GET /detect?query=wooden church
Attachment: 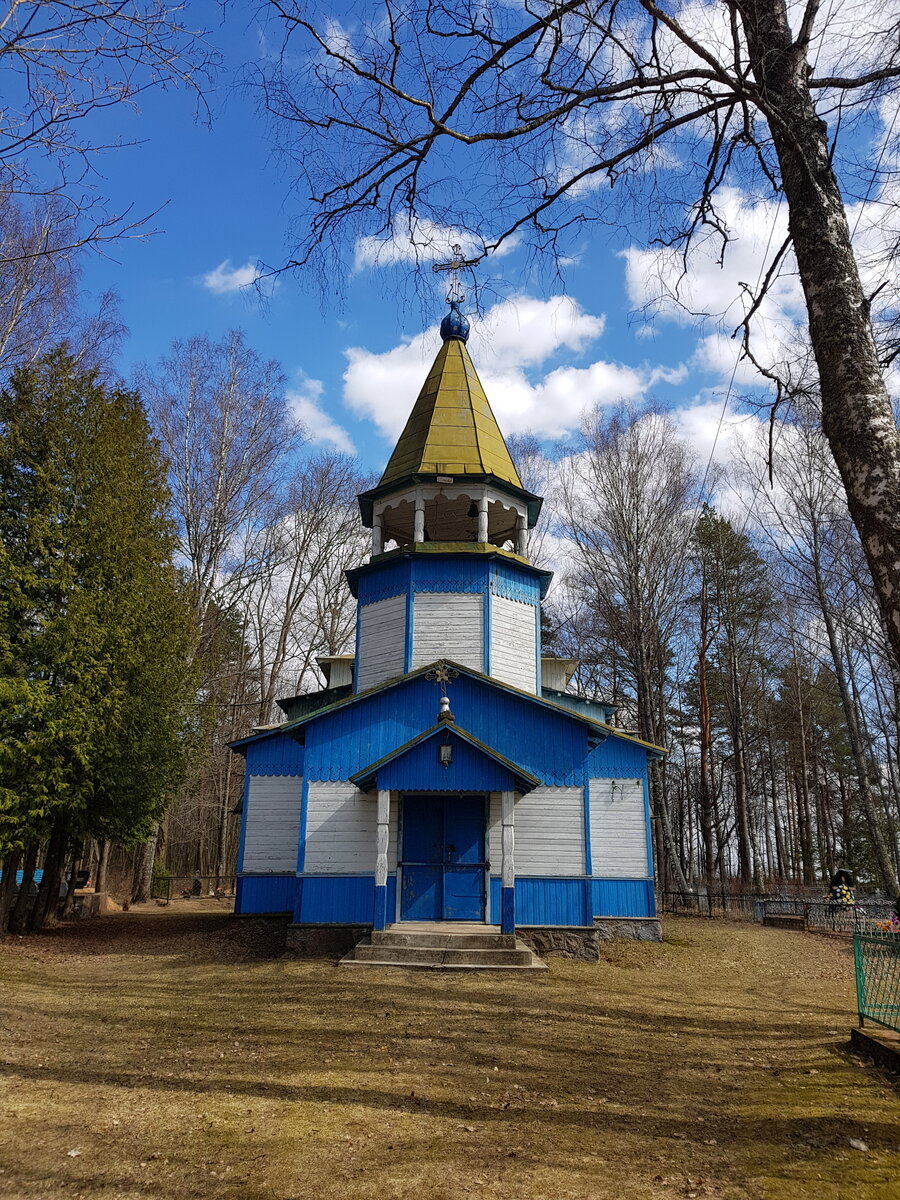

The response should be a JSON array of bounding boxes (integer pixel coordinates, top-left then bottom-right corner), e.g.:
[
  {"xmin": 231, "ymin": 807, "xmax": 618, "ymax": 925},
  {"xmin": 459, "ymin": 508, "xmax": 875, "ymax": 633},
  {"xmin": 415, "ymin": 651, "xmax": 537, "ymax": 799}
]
[{"xmin": 231, "ymin": 298, "xmax": 663, "ymax": 965}]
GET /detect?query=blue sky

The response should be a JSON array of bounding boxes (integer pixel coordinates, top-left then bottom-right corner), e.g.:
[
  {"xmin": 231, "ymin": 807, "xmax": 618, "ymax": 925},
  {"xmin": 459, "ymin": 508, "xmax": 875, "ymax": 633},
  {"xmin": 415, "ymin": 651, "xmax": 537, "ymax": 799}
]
[{"xmin": 75, "ymin": 1, "xmax": 879, "ymax": 479}]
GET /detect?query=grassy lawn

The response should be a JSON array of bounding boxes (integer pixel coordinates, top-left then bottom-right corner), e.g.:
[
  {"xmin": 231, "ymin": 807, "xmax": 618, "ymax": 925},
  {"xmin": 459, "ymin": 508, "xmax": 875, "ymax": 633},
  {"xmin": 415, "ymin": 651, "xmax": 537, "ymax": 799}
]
[{"xmin": 1, "ymin": 910, "xmax": 898, "ymax": 1200}]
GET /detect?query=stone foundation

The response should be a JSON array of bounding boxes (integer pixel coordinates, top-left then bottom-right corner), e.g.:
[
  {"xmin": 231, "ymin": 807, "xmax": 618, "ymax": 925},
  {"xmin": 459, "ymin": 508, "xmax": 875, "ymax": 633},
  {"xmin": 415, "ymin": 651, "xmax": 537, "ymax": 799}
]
[
  {"xmin": 517, "ymin": 926, "xmax": 599, "ymax": 961},
  {"xmin": 285, "ymin": 922, "xmax": 372, "ymax": 959},
  {"xmin": 595, "ymin": 917, "xmax": 663, "ymax": 942},
  {"xmin": 518, "ymin": 918, "xmax": 662, "ymax": 960}
]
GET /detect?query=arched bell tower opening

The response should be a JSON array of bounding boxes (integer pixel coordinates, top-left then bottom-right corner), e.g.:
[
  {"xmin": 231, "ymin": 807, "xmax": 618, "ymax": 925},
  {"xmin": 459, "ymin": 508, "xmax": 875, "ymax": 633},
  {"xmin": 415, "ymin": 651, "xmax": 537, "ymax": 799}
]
[{"xmin": 376, "ymin": 488, "xmax": 526, "ymax": 554}]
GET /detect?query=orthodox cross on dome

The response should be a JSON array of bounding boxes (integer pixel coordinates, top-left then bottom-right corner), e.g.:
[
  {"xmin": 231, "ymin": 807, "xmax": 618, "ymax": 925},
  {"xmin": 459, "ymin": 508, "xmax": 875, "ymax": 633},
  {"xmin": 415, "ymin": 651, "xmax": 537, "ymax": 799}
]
[
  {"xmin": 432, "ymin": 243, "xmax": 475, "ymax": 344},
  {"xmin": 425, "ymin": 660, "xmax": 459, "ymax": 724},
  {"xmin": 432, "ymin": 242, "xmax": 473, "ymax": 304}
]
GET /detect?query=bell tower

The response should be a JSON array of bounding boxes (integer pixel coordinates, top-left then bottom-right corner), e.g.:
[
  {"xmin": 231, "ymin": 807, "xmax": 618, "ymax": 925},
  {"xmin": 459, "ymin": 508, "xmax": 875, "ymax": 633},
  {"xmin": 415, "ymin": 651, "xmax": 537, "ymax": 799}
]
[{"xmin": 347, "ymin": 298, "xmax": 551, "ymax": 694}]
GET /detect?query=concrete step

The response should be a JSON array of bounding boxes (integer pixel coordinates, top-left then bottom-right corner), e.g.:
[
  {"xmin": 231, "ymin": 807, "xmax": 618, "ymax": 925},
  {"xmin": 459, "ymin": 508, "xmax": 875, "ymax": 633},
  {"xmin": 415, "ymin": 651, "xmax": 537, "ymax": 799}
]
[
  {"xmin": 353, "ymin": 942, "xmax": 535, "ymax": 966},
  {"xmin": 372, "ymin": 929, "xmax": 516, "ymax": 950},
  {"xmin": 340, "ymin": 958, "xmax": 547, "ymax": 972},
  {"xmin": 340, "ymin": 935, "xmax": 546, "ymax": 971}
]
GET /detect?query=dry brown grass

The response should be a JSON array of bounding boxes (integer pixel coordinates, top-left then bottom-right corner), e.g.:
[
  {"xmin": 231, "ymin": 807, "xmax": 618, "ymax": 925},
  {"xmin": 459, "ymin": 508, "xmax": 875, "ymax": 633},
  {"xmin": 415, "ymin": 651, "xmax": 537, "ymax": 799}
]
[{"xmin": 1, "ymin": 910, "xmax": 898, "ymax": 1200}]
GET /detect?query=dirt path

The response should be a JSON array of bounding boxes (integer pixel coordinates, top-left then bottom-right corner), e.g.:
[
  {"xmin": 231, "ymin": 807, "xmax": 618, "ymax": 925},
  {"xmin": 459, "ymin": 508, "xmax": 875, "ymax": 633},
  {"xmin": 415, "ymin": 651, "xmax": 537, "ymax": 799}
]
[{"xmin": 1, "ymin": 913, "xmax": 898, "ymax": 1200}]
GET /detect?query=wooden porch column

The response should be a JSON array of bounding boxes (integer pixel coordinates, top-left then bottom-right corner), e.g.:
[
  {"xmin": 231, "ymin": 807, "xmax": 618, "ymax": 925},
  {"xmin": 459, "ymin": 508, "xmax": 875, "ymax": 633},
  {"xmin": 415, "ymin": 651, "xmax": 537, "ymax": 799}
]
[
  {"xmin": 501, "ymin": 790, "xmax": 515, "ymax": 935},
  {"xmin": 477, "ymin": 496, "xmax": 489, "ymax": 543},
  {"xmin": 414, "ymin": 497, "xmax": 425, "ymax": 543},
  {"xmin": 371, "ymin": 513, "xmax": 383, "ymax": 556},
  {"xmin": 516, "ymin": 513, "xmax": 527, "ymax": 556},
  {"xmin": 374, "ymin": 789, "xmax": 390, "ymax": 930}
]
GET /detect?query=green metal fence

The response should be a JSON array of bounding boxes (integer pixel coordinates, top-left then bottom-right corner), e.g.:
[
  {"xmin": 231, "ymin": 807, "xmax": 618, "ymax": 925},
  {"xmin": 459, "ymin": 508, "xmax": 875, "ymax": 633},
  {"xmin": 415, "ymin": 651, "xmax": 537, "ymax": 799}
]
[{"xmin": 853, "ymin": 931, "xmax": 900, "ymax": 1032}]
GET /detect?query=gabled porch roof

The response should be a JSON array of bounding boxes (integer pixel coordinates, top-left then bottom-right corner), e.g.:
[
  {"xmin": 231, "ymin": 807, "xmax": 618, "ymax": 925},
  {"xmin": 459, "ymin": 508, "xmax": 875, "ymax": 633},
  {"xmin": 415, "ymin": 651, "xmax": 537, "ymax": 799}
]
[{"xmin": 349, "ymin": 723, "xmax": 541, "ymax": 795}]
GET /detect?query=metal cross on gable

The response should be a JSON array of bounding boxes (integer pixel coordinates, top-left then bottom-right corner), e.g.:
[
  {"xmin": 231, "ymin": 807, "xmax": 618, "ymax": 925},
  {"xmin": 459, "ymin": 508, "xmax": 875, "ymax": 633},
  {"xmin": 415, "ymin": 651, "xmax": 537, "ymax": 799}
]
[
  {"xmin": 424, "ymin": 660, "xmax": 459, "ymax": 723},
  {"xmin": 424, "ymin": 660, "xmax": 460, "ymax": 687},
  {"xmin": 432, "ymin": 242, "xmax": 475, "ymax": 305}
]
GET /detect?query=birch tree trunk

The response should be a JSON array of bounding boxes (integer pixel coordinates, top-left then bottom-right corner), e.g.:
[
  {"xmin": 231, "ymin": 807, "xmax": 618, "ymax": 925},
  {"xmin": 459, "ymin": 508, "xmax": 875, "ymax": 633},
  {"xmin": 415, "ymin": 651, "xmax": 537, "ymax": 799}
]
[{"xmin": 737, "ymin": 0, "xmax": 900, "ymax": 672}]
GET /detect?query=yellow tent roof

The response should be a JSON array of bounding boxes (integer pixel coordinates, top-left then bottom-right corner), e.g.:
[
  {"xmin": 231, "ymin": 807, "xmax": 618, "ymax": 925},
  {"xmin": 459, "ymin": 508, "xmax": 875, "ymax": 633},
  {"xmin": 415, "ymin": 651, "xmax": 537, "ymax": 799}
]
[{"xmin": 379, "ymin": 337, "xmax": 524, "ymax": 488}]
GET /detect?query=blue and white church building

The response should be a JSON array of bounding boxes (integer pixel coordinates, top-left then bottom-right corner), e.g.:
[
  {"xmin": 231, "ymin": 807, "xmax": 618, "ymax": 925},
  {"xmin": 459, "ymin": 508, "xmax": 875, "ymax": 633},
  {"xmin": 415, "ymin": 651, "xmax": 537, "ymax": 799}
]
[{"xmin": 231, "ymin": 301, "xmax": 663, "ymax": 960}]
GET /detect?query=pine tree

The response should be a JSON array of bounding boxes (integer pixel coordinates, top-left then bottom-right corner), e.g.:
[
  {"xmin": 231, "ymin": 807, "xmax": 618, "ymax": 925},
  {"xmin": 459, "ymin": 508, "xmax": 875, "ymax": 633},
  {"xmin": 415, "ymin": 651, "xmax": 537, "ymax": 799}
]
[
  {"xmin": 694, "ymin": 510, "xmax": 773, "ymax": 887},
  {"xmin": 0, "ymin": 347, "xmax": 197, "ymax": 931}
]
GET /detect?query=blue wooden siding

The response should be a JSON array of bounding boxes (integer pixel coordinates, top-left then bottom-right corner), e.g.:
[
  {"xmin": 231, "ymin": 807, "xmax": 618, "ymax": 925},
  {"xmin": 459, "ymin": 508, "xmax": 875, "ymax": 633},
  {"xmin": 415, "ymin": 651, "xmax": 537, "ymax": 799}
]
[
  {"xmin": 236, "ymin": 872, "xmax": 653, "ymax": 922},
  {"xmin": 244, "ymin": 734, "xmax": 305, "ymax": 777},
  {"xmin": 355, "ymin": 555, "xmax": 545, "ymax": 606},
  {"xmin": 585, "ymin": 735, "xmax": 648, "ymax": 779},
  {"xmin": 304, "ymin": 672, "xmax": 590, "ymax": 785},
  {"xmin": 235, "ymin": 874, "xmax": 298, "ymax": 914},
  {"xmin": 356, "ymin": 559, "xmax": 410, "ymax": 604},
  {"xmin": 515, "ymin": 877, "xmax": 586, "ymax": 925},
  {"xmin": 296, "ymin": 875, "xmax": 396, "ymax": 923},
  {"xmin": 592, "ymin": 878, "xmax": 656, "ymax": 917},
  {"xmin": 412, "ymin": 558, "xmax": 488, "ymax": 594},
  {"xmin": 489, "ymin": 876, "xmax": 501, "ymax": 923},
  {"xmin": 377, "ymin": 733, "xmax": 517, "ymax": 792},
  {"xmin": 236, "ymin": 773, "xmax": 250, "ymax": 874},
  {"xmin": 488, "ymin": 876, "xmax": 656, "ymax": 924},
  {"xmin": 489, "ymin": 560, "xmax": 542, "ymax": 604}
]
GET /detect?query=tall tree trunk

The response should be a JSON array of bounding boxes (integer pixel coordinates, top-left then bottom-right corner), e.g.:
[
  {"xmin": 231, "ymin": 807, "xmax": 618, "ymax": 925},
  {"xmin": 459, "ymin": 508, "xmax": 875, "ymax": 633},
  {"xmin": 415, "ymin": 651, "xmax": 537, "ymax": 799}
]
[
  {"xmin": 811, "ymin": 558, "xmax": 898, "ymax": 891},
  {"xmin": 634, "ymin": 638, "xmax": 691, "ymax": 894},
  {"xmin": 29, "ymin": 822, "xmax": 67, "ymax": 932},
  {"xmin": 697, "ymin": 582, "xmax": 717, "ymax": 890},
  {"xmin": 770, "ymin": 744, "xmax": 786, "ymax": 880},
  {"xmin": 132, "ymin": 825, "xmax": 160, "ymax": 905},
  {"xmin": 838, "ymin": 771, "xmax": 852, "ymax": 866},
  {"xmin": 0, "ymin": 850, "xmax": 21, "ymax": 934},
  {"xmin": 738, "ymin": 0, "xmax": 900, "ymax": 670},
  {"xmin": 216, "ymin": 761, "xmax": 235, "ymax": 887},
  {"xmin": 791, "ymin": 648, "xmax": 816, "ymax": 886},
  {"xmin": 61, "ymin": 851, "xmax": 80, "ymax": 919},
  {"xmin": 95, "ymin": 840, "xmax": 111, "ymax": 896},
  {"xmin": 8, "ymin": 841, "xmax": 38, "ymax": 934},
  {"xmin": 727, "ymin": 636, "xmax": 753, "ymax": 885}
]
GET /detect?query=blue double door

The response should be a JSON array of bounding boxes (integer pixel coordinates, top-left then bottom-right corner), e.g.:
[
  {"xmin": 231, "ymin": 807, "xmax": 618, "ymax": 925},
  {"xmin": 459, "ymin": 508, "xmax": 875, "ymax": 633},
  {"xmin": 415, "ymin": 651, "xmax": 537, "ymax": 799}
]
[{"xmin": 400, "ymin": 795, "xmax": 487, "ymax": 921}]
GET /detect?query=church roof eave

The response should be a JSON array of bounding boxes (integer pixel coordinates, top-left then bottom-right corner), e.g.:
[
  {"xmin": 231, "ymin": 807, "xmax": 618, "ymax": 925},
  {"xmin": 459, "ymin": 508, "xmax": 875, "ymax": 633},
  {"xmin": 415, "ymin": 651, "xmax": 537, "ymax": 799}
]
[{"xmin": 228, "ymin": 658, "xmax": 667, "ymax": 757}]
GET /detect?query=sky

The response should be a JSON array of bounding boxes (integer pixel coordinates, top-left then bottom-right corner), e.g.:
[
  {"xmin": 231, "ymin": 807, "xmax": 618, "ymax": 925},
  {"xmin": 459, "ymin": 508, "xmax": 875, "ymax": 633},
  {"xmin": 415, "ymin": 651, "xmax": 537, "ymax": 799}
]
[{"xmin": 71, "ymin": 1, "xmax": 889, "ymax": 485}]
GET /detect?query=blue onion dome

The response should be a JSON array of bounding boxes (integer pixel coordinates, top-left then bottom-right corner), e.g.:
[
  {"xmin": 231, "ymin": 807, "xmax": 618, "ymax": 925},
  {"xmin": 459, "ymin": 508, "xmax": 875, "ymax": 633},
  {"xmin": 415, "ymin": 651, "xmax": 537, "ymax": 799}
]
[{"xmin": 440, "ymin": 299, "xmax": 470, "ymax": 343}]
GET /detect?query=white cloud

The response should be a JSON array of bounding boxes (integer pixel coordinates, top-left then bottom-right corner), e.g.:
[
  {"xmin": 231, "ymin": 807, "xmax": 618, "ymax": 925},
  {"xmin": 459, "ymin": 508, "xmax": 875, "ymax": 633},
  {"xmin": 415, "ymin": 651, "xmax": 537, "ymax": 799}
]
[
  {"xmin": 623, "ymin": 186, "xmax": 813, "ymax": 391},
  {"xmin": 670, "ymin": 396, "xmax": 760, "ymax": 473},
  {"xmin": 201, "ymin": 258, "xmax": 264, "ymax": 296},
  {"xmin": 353, "ymin": 217, "xmax": 519, "ymax": 272},
  {"xmin": 343, "ymin": 293, "xmax": 686, "ymax": 441},
  {"xmin": 624, "ymin": 188, "xmax": 803, "ymax": 326},
  {"xmin": 289, "ymin": 374, "xmax": 355, "ymax": 454}
]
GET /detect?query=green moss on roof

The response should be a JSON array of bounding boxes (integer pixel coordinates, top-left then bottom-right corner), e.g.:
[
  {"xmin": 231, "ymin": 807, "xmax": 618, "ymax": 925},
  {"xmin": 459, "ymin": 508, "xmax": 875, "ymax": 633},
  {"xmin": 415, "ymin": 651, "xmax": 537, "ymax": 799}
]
[{"xmin": 379, "ymin": 338, "xmax": 523, "ymax": 488}]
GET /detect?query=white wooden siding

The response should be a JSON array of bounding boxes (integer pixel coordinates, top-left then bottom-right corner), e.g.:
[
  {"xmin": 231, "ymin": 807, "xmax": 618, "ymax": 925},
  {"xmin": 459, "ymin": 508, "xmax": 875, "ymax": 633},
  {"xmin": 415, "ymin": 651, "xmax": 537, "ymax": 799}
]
[
  {"xmin": 490, "ymin": 595, "xmax": 537, "ymax": 692},
  {"xmin": 412, "ymin": 591, "xmax": 483, "ymax": 670},
  {"xmin": 356, "ymin": 594, "xmax": 406, "ymax": 690},
  {"xmin": 589, "ymin": 778, "xmax": 649, "ymax": 878},
  {"xmin": 513, "ymin": 786, "xmax": 585, "ymax": 876},
  {"xmin": 242, "ymin": 775, "xmax": 302, "ymax": 873},
  {"xmin": 304, "ymin": 782, "xmax": 398, "ymax": 874}
]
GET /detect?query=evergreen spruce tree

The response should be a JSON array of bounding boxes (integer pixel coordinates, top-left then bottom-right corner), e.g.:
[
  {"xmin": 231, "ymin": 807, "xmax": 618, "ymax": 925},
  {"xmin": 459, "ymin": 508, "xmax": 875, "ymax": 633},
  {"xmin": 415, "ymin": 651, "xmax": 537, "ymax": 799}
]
[{"xmin": 0, "ymin": 347, "xmax": 196, "ymax": 932}]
